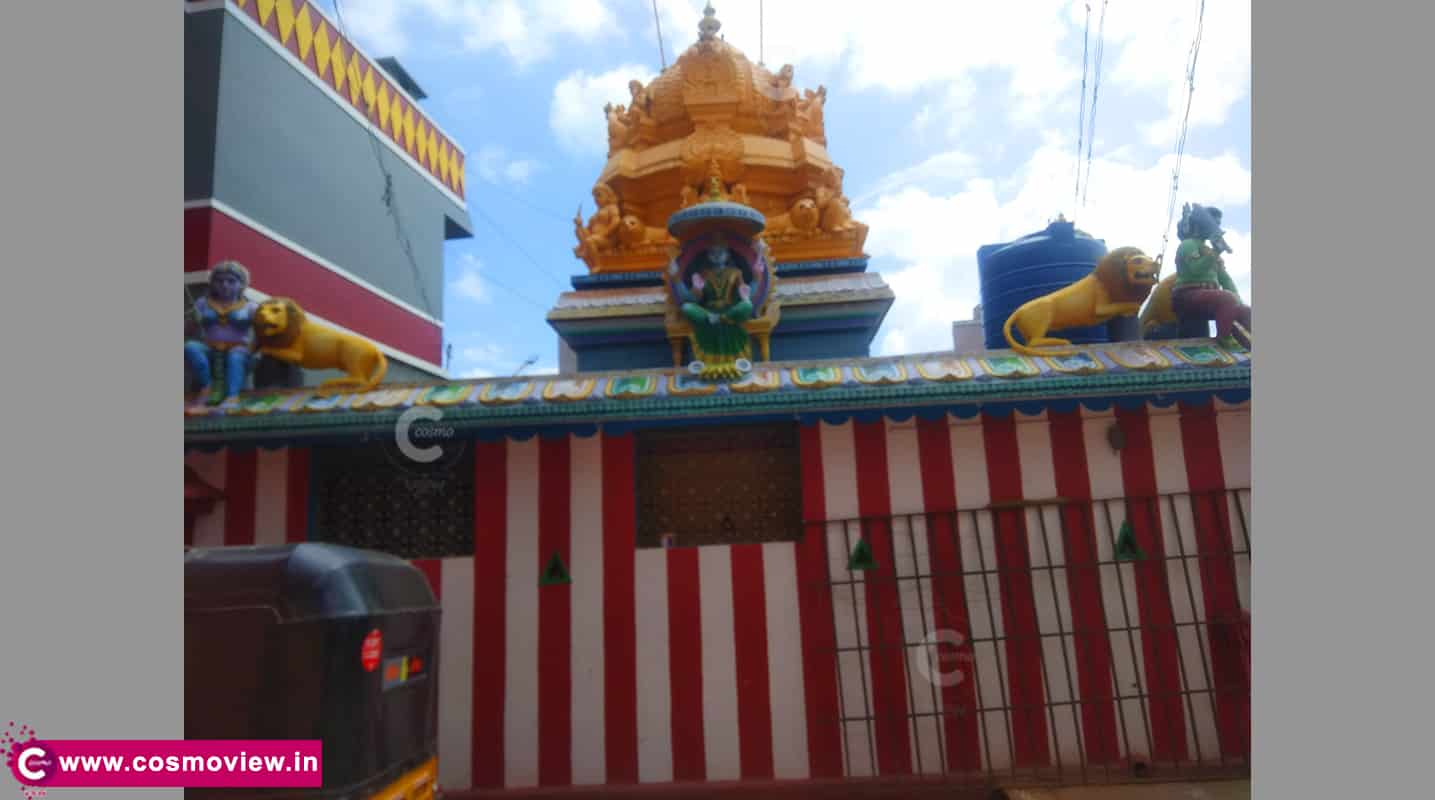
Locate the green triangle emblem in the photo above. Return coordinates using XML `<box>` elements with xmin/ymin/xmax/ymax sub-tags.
<box><xmin>848</xmin><ymin>539</ymin><xmax>877</xmax><ymax>572</ymax></box>
<box><xmin>540</xmin><ymin>552</ymin><xmax>572</xmax><ymax>586</ymax></box>
<box><xmin>1115</xmin><ymin>520</ymin><xmax>1144</xmax><ymax>562</ymax></box>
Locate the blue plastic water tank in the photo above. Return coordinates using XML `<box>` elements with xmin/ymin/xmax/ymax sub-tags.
<box><xmin>977</xmin><ymin>219</ymin><xmax>1110</xmax><ymax>351</ymax></box>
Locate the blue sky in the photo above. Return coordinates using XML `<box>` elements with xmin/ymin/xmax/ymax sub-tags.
<box><xmin>314</xmin><ymin>0</ymin><xmax>1251</xmax><ymax>378</ymax></box>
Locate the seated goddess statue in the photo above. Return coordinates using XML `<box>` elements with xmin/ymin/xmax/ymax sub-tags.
<box><xmin>672</xmin><ymin>234</ymin><xmax>757</xmax><ymax>379</ymax></box>
<box><xmin>185</xmin><ymin>260</ymin><xmax>258</xmax><ymax>407</ymax></box>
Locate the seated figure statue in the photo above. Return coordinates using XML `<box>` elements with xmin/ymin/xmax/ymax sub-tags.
<box><xmin>1171</xmin><ymin>203</ymin><xmax>1251</xmax><ymax>348</ymax></box>
<box><xmin>185</xmin><ymin>260</ymin><xmax>258</xmax><ymax>407</ymax></box>
<box><xmin>673</xmin><ymin>234</ymin><xmax>756</xmax><ymax>379</ymax></box>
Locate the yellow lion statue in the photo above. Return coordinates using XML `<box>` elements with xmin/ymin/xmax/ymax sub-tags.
<box><xmin>1138</xmin><ymin>274</ymin><xmax>1180</xmax><ymax>336</ymax></box>
<box><xmin>1002</xmin><ymin>246</ymin><xmax>1161</xmax><ymax>356</ymax></box>
<box><xmin>253</xmin><ymin>297</ymin><xmax>387</xmax><ymax>395</ymax></box>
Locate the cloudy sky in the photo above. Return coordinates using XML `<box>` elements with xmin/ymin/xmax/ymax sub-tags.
<box><xmin>314</xmin><ymin>0</ymin><xmax>1250</xmax><ymax>378</ymax></box>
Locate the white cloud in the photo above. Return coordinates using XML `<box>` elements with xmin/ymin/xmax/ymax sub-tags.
<box><xmin>858</xmin><ymin>137</ymin><xmax>1251</xmax><ymax>356</ymax></box>
<box><xmin>448</xmin><ymin>339</ymin><xmax>556</xmax><ymax>379</ymax></box>
<box><xmin>338</xmin><ymin>1</ymin><xmax>1246</xmax><ymax>154</ymax></box>
<box><xmin>446</xmin><ymin>254</ymin><xmax>488</xmax><ymax>304</ymax></box>
<box><xmin>473</xmin><ymin>145</ymin><xmax>543</xmax><ymax>185</ymax></box>
<box><xmin>852</xmin><ymin>150</ymin><xmax>979</xmax><ymax>207</ymax></box>
<box><xmin>549</xmin><ymin>64</ymin><xmax>657</xmax><ymax>157</ymax></box>
<box><xmin>1086</xmin><ymin>0</ymin><xmax>1253</xmax><ymax>147</ymax></box>
<box><xmin>330</xmin><ymin>0</ymin><xmax>619</xmax><ymax>68</ymax></box>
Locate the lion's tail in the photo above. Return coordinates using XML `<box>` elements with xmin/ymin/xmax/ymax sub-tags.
<box><xmin>361</xmin><ymin>351</ymin><xmax>388</xmax><ymax>392</ymax></box>
<box><xmin>1002</xmin><ymin>303</ymin><xmax>1077</xmax><ymax>357</ymax></box>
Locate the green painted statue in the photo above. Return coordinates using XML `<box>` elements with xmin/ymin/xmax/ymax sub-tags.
<box><xmin>1172</xmin><ymin>203</ymin><xmax>1251</xmax><ymax>348</ymax></box>
<box><xmin>676</xmin><ymin>235</ymin><xmax>755</xmax><ymax>380</ymax></box>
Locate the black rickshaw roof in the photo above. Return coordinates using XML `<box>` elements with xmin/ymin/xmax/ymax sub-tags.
<box><xmin>184</xmin><ymin>542</ymin><xmax>438</xmax><ymax>623</ymax></box>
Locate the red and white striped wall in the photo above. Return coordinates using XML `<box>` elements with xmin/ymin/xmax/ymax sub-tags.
<box><xmin>182</xmin><ymin>398</ymin><xmax>1251</xmax><ymax>793</ymax></box>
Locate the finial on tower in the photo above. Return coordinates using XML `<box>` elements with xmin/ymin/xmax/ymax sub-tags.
<box><xmin>699</xmin><ymin>2</ymin><xmax>722</xmax><ymax>41</ymax></box>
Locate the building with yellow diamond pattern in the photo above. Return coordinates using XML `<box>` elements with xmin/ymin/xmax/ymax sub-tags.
<box><xmin>184</xmin><ymin>0</ymin><xmax>473</xmax><ymax>386</ymax></box>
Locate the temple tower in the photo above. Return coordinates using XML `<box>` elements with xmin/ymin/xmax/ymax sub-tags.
<box><xmin>551</xmin><ymin>4</ymin><xmax>894</xmax><ymax>373</ymax></box>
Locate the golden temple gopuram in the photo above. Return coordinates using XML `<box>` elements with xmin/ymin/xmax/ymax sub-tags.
<box><xmin>573</xmin><ymin>3</ymin><xmax>869</xmax><ymax>274</ymax></box>
<box><xmin>556</xmin><ymin>4</ymin><xmax>891</xmax><ymax>373</ymax></box>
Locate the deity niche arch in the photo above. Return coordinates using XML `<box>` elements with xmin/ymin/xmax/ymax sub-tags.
<box><xmin>664</xmin><ymin>226</ymin><xmax>775</xmax><ymax>380</ymax></box>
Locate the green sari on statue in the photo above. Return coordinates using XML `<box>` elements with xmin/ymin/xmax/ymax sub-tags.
<box><xmin>678</xmin><ymin>242</ymin><xmax>755</xmax><ymax>379</ymax></box>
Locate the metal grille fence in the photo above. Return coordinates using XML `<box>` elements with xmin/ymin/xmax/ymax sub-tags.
<box><xmin>812</xmin><ymin>488</ymin><xmax>1251</xmax><ymax>786</ymax></box>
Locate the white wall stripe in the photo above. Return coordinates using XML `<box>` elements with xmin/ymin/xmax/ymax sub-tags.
<box><xmin>252</xmin><ymin>449</ymin><xmax>289</xmax><ymax>546</ymax></box>
<box><xmin>1215</xmin><ymin>408</ymin><xmax>1252</xmax><ymax>611</ymax></box>
<box><xmin>1090</xmin><ymin>500</ymin><xmax>1153</xmax><ymax>763</ymax></box>
<box><xmin>1146</xmin><ymin>412</ymin><xmax>1222</xmax><ymax>763</ymax></box>
<box><xmin>1079</xmin><ymin>412</ymin><xmax>1151</xmax><ymax>762</ymax></box>
<box><xmin>634</xmin><ymin>549</ymin><xmax>674</xmax><ymax>783</ymax></box>
<box><xmin>819</xmin><ymin>422</ymin><xmax>874</xmax><ymax>777</ymax></box>
<box><xmin>569</xmin><ymin>435</ymin><xmax>607</xmax><ymax>785</ymax></box>
<box><xmin>1214</xmin><ymin>409</ymin><xmax>1251</xmax><ymax>490</ymax></box>
<box><xmin>761</xmin><ymin>542</ymin><xmax>811</xmax><ymax>780</ymax></box>
<box><xmin>949</xmin><ymin>420</ymin><xmax>993</xmax><ymax>510</ymax></box>
<box><xmin>1156</xmin><ymin>494</ymin><xmax>1223</xmax><ymax>762</ymax></box>
<box><xmin>968</xmin><ymin>508</ymin><xmax>1013</xmax><ymax>773</ymax></box>
<box><xmin>503</xmin><ymin>439</ymin><xmax>541</xmax><ymax>788</ymax></box>
<box><xmin>1015</xmin><ymin>419</ymin><xmax>1084</xmax><ymax>769</ymax></box>
<box><xmin>188</xmin><ymin>452</ymin><xmax>227</xmax><ymax>548</ymax></box>
<box><xmin>945</xmin><ymin>421</ymin><xmax>1009</xmax><ymax>772</ymax></box>
<box><xmin>438</xmin><ymin>558</ymin><xmax>475</xmax><ymax>792</ymax></box>
<box><xmin>1226</xmin><ymin>490</ymin><xmax>1251</xmax><ymax>613</ymax></box>
<box><xmin>699</xmin><ymin>547</ymin><xmax>742</xmax><ymax>782</ymax></box>
<box><xmin>885</xmin><ymin>422</ymin><xmax>944</xmax><ymax>775</ymax></box>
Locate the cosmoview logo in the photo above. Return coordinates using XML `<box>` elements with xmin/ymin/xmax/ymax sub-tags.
<box><xmin>14</xmin><ymin>745</ymin><xmax>54</xmax><ymax>784</ymax></box>
<box><xmin>394</xmin><ymin>407</ymin><xmax>455</xmax><ymax>464</ymax></box>
<box><xmin>4</xmin><ymin>723</ymin><xmax>53</xmax><ymax>799</ymax></box>
<box><xmin>381</xmin><ymin>406</ymin><xmax>467</xmax><ymax>488</ymax></box>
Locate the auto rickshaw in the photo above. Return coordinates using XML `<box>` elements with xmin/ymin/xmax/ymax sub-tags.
<box><xmin>184</xmin><ymin>543</ymin><xmax>441</xmax><ymax>799</ymax></box>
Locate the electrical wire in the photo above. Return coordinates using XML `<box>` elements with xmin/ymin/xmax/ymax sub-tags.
<box><xmin>332</xmin><ymin>0</ymin><xmax>564</xmax><ymax>320</ymax></box>
<box><xmin>332</xmin><ymin>0</ymin><xmax>436</xmax><ymax>318</ymax></box>
<box><xmin>1080</xmin><ymin>0</ymin><xmax>1108</xmax><ymax>208</ymax></box>
<box><xmin>1075</xmin><ymin>2</ymin><xmax>1091</xmax><ymax>204</ymax></box>
<box><xmin>1159</xmin><ymin>0</ymin><xmax>1207</xmax><ymax>263</ymax></box>
<box><xmin>469</xmin><ymin>202</ymin><xmax>571</xmax><ymax>292</ymax></box>
<box><xmin>653</xmin><ymin>0</ymin><xmax>668</xmax><ymax>69</ymax></box>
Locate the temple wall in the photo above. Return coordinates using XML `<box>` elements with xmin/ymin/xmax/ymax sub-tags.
<box><xmin>184</xmin><ymin>400</ymin><xmax>1251</xmax><ymax>792</ymax></box>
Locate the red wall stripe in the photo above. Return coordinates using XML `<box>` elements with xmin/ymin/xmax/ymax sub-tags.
<box><xmin>601</xmin><ymin>433</ymin><xmax>640</xmax><ymax>784</ymax></box>
<box><xmin>185</xmin><ymin>207</ymin><xmax>443</xmax><ymax>364</ymax></box>
<box><xmin>413</xmin><ymin>559</ymin><xmax>443</xmax><ymax>602</ymax></box>
<box><xmin>851</xmin><ymin>421</ymin><xmax>913</xmax><ymax>776</ymax></box>
<box><xmin>666</xmin><ymin>548</ymin><xmax>706</xmax><ymax>781</ymax></box>
<box><xmin>285</xmin><ymin>448</ymin><xmax>310</xmax><ymax>543</ymax></box>
<box><xmin>537</xmin><ymin>437</ymin><xmax>573</xmax><ymax>787</ymax></box>
<box><xmin>980</xmin><ymin>415</ymin><xmax>1051</xmax><ymax>768</ymax></box>
<box><xmin>1114</xmin><ymin>407</ymin><xmax>1189</xmax><ymax>763</ymax></box>
<box><xmin>1047</xmin><ymin>411</ymin><xmax>1122</xmax><ymax>764</ymax></box>
<box><xmin>914</xmin><ymin>418</ymin><xmax>983</xmax><ymax>773</ymax></box>
<box><xmin>471</xmin><ymin>440</ymin><xmax>508</xmax><ymax>788</ymax></box>
<box><xmin>223</xmin><ymin>450</ymin><xmax>258</xmax><ymax>547</ymax></box>
<box><xmin>796</xmin><ymin>425</ymin><xmax>844</xmax><ymax>779</ymax></box>
<box><xmin>1177</xmin><ymin>403</ymin><xmax>1250</xmax><ymax>759</ymax></box>
<box><xmin>730</xmin><ymin>544</ymin><xmax>775</xmax><ymax>780</ymax></box>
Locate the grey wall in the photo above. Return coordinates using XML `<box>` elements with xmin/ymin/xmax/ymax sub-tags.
<box><xmin>184</xmin><ymin>12</ymin><xmax>222</xmax><ymax>201</ymax></box>
<box><xmin>187</xmin><ymin>8</ymin><xmax>472</xmax><ymax>323</ymax></box>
